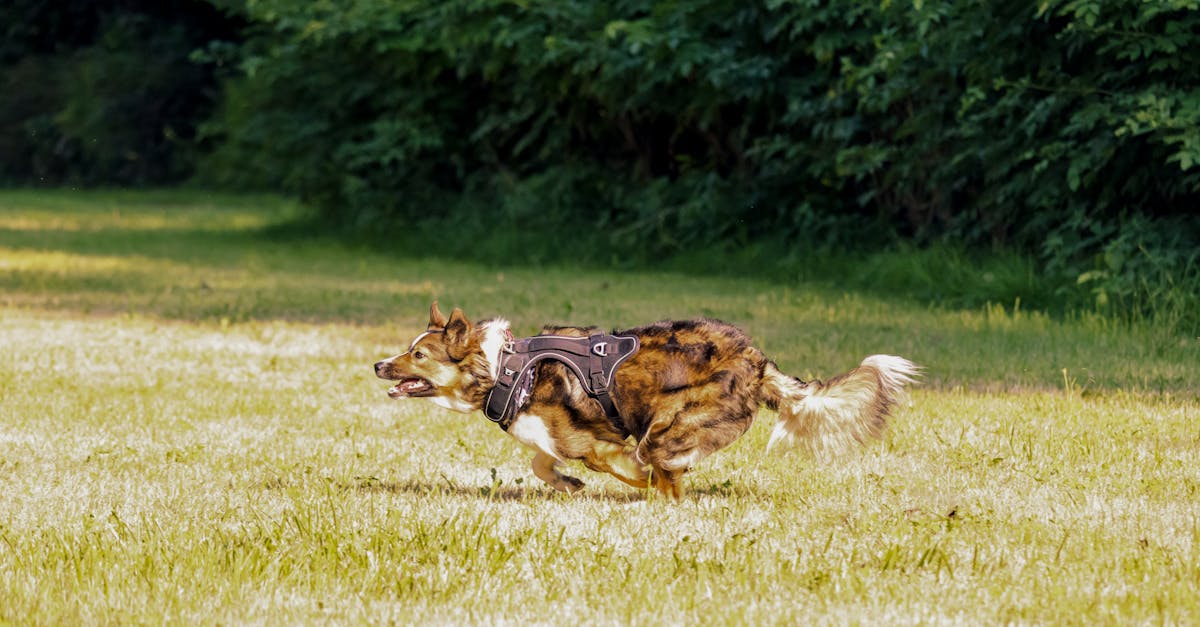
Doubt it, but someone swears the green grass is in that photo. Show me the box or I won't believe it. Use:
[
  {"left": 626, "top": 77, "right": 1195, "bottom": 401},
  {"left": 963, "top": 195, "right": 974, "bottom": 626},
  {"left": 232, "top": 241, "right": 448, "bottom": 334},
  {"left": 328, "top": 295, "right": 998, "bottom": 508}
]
[{"left": 1, "top": 189, "right": 1198, "bottom": 624}]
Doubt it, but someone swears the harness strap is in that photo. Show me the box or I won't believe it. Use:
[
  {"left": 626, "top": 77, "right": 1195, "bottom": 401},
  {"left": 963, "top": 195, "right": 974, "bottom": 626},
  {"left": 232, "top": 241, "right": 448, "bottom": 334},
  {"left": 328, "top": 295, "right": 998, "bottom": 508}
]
[{"left": 483, "top": 333, "right": 639, "bottom": 431}]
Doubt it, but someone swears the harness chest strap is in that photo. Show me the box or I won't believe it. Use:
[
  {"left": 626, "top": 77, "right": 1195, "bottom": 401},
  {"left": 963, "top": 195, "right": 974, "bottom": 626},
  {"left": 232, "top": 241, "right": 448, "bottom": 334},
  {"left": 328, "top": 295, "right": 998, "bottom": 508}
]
[{"left": 483, "top": 332, "right": 640, "bottom": 431}]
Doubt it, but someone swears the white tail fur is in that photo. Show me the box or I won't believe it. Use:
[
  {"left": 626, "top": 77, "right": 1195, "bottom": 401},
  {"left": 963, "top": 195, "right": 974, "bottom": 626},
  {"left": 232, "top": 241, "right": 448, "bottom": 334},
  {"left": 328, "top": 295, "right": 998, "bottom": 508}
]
[{"left": 764, "top": 355, "right": 920, "bottom": 455}]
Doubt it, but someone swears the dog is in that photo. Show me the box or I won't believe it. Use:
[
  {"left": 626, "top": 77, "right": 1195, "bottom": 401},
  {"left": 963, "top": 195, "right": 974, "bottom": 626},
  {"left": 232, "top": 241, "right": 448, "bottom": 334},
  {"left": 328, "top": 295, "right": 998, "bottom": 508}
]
[{"left": 374, "top": 302, "right": 919, "bottom": 498}]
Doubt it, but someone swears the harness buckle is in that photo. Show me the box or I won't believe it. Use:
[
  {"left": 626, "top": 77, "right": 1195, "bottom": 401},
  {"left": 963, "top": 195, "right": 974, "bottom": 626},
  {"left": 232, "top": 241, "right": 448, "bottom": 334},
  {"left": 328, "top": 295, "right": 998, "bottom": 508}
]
[{"left": 590, "top": 371, "right": 608, "bottom": 393}]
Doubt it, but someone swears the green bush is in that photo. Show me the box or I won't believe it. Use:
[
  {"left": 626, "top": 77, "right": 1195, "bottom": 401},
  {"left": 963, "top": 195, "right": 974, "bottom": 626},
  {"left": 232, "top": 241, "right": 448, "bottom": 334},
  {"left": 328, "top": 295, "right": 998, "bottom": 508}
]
[{"left": 202, "top": 1, "right": 862, "bottom": 240}]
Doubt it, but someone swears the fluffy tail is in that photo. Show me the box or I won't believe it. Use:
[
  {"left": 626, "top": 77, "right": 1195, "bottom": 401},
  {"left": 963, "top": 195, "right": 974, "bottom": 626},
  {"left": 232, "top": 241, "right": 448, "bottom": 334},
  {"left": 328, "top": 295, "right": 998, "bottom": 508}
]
[{"left": 760, "top": 355, "right": 920, "bottom": 455}]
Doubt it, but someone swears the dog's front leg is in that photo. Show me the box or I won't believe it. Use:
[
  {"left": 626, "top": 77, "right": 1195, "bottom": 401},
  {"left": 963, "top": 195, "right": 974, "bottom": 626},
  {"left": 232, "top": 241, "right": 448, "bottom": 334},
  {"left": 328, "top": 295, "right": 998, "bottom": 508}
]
[
  {"left": 581, "top": 442, "right": 650, "bottom": 491},
  {"left": 531, "top": 451, "right": 585, "bottom": 494}
]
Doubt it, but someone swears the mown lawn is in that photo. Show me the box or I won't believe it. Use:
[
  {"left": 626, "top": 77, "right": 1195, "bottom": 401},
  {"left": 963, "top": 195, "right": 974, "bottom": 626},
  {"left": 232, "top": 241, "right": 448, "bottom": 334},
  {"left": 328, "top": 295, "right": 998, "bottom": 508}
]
[{"left": 1, "top": 189, "right": 1197, "bottom": 624}]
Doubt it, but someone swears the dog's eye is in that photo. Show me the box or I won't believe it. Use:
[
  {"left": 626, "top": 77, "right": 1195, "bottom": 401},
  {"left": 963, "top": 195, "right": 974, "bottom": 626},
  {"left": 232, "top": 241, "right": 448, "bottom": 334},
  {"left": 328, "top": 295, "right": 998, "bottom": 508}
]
[{"left": 412, "top": 350, "right": 426, "bottom": 360}]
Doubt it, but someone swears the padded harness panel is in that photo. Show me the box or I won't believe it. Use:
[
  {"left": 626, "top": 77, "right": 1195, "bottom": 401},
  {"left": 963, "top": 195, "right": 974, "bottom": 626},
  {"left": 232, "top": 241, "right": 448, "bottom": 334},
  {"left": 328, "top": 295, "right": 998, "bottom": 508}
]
[{"left": 484, "top": 333, "right": 640, "bottom": 431}]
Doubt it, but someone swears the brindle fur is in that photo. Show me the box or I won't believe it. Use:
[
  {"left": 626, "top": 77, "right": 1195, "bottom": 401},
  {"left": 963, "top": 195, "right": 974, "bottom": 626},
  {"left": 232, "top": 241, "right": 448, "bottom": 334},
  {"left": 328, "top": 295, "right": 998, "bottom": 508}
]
[{"left": 375, "top": 303, "right": 919, "bottom": 499}]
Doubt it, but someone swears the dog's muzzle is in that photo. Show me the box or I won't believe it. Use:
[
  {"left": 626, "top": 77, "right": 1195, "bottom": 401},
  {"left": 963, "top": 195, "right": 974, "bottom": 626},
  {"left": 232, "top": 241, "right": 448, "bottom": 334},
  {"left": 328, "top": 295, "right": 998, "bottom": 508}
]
[{"left": 374, "top": 359, "right": 434, "bottom": 399}]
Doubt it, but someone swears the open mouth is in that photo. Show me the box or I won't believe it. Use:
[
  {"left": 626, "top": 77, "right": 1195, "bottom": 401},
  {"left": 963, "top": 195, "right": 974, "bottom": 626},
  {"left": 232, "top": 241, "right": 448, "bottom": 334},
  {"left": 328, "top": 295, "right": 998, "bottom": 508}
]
[{"left": 387, "top": 376, "right": 434, "bottom": 399}]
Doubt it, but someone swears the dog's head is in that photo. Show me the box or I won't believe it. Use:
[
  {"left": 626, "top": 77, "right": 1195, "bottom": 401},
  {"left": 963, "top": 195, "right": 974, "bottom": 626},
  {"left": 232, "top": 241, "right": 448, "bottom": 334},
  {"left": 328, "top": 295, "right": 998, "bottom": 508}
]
[{"left": 373, "top": 302, "right": 496, "bottom": 412}]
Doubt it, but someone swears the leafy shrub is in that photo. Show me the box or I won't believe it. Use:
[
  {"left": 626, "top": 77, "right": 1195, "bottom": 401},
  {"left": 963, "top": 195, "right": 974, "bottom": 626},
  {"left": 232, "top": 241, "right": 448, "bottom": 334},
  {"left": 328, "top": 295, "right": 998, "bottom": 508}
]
[
  {"left": 1068, "top": 214, "right": 1199, "bottom": 330},
  {"left": 207, "top": 3, "right": 1196, "bottom": 213}
]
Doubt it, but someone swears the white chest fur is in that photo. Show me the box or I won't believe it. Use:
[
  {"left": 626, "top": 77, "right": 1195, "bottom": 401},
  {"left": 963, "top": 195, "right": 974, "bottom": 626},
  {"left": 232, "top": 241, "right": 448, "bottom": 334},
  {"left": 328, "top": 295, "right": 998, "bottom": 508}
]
[{"left": 507, "top": 413, "right": 561, "bottom": 461}]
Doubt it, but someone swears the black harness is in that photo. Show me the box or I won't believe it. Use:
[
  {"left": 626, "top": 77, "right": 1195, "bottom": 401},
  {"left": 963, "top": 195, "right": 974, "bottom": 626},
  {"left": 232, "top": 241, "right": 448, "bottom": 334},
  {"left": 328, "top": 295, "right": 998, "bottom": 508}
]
[{"left": 483, "top": 332, "right": 640, "bottom": 431}]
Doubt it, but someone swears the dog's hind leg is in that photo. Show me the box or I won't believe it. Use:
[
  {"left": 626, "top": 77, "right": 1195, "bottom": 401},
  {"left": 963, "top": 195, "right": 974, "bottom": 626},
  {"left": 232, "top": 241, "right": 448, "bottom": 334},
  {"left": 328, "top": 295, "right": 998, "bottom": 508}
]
[
  {"left": 637, "top": 377, "right": 759, "bottom": 499},
  {"left": 651, "top": 467, "right": 683, "bottom": 500},
  {"left": 531, "top": 451, "right": 585, "bottom": 494}
]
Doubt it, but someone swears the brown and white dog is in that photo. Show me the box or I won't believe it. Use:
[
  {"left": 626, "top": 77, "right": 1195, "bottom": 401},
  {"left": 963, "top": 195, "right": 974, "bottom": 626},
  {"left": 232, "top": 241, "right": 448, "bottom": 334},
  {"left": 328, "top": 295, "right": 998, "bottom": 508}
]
[{"left": 374, "top": 302, "right": 919, "bottom": 499}]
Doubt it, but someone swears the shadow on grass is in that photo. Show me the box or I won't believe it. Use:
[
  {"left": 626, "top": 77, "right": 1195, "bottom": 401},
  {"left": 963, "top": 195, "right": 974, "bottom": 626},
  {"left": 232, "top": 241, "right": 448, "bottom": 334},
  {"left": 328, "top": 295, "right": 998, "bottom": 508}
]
[
  {"left": 0, "top": 214, "right": 934, "bottom": 330},
  {"left": 339, "top": 474, "right": 767, "bottom": 502},
  {"left": 0, "top": 195, "right": 1063, "bottom": 323},
  {"left": 330, "top": 475, "right": 754, "bottom": 502},
  {"left": 339, "top": 477, "right": 651, "bottom": 503},
  {"left": 271, "top": 213, "right": 1065, "bottom": 317}
]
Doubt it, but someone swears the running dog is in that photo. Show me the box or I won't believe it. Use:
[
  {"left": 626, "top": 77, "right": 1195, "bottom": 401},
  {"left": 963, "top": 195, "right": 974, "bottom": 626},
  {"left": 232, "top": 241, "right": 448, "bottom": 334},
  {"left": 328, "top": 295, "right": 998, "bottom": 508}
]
[{"left": 374, "top": 302, "right": 919, "bottom": 498}]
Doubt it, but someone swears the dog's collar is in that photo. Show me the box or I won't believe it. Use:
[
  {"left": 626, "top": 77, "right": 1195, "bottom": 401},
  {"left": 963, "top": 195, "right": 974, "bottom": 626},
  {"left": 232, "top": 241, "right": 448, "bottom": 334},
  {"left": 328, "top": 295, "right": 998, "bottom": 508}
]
[{"left": 483, "top": 332, "right": 639, "bottom": 431}]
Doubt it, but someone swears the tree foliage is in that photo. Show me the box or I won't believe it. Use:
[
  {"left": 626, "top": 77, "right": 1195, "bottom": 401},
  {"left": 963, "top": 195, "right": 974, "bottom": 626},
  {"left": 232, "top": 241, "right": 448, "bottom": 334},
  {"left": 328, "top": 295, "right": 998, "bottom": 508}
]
[
  {"left": 0, "top": 0, "right": 240, "bottom": 185},
  {"left": 205, "top": 2, "right": 1197, "bottom": 241}
]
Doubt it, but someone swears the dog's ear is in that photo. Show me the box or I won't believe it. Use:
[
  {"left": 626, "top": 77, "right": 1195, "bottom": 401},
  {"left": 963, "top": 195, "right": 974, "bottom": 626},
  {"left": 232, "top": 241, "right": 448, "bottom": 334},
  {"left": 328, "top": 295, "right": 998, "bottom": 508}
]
[
  {"left": 428, "top": 301, "right": 448, "bottom": 330},
  {"left": 444, "top": 307, "right": 472, "bottom": 360}
]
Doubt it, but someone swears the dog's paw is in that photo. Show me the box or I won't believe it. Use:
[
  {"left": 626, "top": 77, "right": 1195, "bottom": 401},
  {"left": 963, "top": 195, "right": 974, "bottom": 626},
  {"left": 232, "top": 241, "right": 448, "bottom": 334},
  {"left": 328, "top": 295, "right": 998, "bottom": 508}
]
[{"left": 557, "top": 475, "right": 585, "bottom": 494}]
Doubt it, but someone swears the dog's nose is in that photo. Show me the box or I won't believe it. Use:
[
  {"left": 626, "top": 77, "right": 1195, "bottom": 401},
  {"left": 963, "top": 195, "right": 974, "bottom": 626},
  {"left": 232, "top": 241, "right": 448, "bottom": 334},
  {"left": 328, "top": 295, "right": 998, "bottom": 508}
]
[{"left": 374, "top": 361, "right": 386, "bottom": 377}]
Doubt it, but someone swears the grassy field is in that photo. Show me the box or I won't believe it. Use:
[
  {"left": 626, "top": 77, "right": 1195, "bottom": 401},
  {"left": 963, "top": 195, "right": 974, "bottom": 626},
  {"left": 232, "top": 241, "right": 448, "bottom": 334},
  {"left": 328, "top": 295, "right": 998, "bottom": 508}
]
[{"left": 1, "top": 189, "right": 1197, "bottom": 624}]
